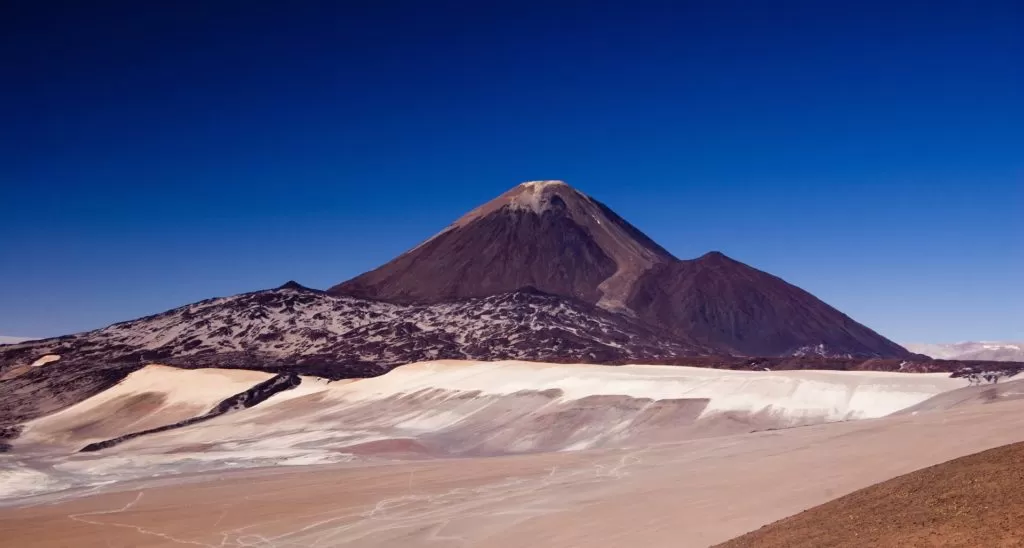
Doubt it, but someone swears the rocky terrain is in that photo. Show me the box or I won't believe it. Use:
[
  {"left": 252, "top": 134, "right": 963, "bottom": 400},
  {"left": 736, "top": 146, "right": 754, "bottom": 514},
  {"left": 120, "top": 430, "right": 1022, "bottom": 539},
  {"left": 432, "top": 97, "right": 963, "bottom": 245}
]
[
  {"left": 717, "top": 441, "right": 1024, "bottom": 547},
  {"left": 0, "top": 282, "right": 705, "bottom": 376},
  {"left": 0, "top": 283, "right": 709, "bottom": 424}
]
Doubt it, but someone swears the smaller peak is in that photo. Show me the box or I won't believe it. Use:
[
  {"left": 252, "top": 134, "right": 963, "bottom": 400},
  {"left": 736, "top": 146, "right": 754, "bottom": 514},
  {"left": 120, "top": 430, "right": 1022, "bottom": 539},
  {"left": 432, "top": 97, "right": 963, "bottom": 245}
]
[
  {"left": 694, "top": 251, "right": 742, "bottom": 265},
  {"left": 510, "top": 285, "right": 550, "bottom": 296},
  {"left": 277, "top": 280, "right": 315, "bottom": 291}
]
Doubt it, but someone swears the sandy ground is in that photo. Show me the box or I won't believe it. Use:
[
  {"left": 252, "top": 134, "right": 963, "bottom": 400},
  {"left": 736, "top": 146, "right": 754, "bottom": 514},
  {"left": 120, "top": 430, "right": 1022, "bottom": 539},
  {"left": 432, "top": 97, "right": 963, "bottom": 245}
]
[
  {"left": 3, "top": 394, "right": 1024, "bottom": 547},
  {"left": 895, "top": 377, "right": 1024, "bottom": 414},
  {"left": 17, "top": 365, "right": 274, "bottom": 451}
]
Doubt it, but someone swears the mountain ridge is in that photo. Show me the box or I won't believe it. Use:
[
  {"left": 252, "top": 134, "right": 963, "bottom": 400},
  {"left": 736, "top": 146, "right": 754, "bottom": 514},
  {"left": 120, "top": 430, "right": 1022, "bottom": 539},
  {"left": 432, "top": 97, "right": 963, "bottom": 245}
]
[{"left": 0, "top": 284, "right": 710, "bottom": 378}]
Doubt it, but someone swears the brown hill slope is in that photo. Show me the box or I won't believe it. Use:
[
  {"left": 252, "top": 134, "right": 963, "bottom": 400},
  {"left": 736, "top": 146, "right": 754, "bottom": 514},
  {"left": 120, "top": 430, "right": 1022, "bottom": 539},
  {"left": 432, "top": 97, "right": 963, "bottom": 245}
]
[
  {"left": 628, "top": 251, "right": 912, "bottom": 357},
  {"left": 717, "top": 441, "right": 1024, "bottom": 548}
]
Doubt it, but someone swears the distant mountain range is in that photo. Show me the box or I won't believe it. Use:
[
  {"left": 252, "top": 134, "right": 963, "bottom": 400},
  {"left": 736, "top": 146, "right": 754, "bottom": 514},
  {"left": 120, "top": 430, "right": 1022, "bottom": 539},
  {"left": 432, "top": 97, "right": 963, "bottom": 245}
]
[
  {"left": 2, "top": 180, "right": 914, "bottom": 385},
  {"left": 903, "top": 342, "right": 1024, "bottom": 362},
  {"left": 0, "top": 336, "right": 34, "bottom": 345}
]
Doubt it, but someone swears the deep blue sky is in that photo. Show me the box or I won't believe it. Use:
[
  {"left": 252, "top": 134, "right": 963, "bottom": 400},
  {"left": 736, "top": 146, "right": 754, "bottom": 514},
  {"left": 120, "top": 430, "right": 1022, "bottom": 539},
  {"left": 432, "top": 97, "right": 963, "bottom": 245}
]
[{"left": 1, "top": 0, "right": 1021, "bottom": 342}]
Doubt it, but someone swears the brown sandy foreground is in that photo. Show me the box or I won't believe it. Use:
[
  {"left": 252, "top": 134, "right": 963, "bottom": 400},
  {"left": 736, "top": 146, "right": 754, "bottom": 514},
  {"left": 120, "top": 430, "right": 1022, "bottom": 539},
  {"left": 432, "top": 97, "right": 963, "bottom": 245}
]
[
  {"left": 3, "top": 398, "right": 1024, "bottom": 547},
  {"left": 719, "top": 441, "right": 1024, "bottom": 547}
]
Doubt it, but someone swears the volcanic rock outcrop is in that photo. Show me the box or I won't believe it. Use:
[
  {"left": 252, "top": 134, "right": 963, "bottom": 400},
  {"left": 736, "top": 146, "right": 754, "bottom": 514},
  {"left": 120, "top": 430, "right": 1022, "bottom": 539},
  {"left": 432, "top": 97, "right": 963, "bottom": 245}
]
[{"left": 0, "top": 282, "right": 711, "bottom": 424}]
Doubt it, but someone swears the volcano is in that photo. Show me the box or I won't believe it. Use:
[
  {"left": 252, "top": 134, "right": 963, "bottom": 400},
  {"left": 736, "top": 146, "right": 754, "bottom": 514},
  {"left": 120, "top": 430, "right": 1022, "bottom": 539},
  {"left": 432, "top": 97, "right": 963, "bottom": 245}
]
[
  {"left": 332, "top": 180, "right": 911, "bottom": 358},
  {"left": 331, "top": 180, "right": 675, "bottom": 313}
]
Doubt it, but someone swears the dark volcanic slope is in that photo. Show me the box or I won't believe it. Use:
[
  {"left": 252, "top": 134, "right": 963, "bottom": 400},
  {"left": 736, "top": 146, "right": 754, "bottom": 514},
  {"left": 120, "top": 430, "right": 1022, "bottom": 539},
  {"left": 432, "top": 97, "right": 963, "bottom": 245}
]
[
  {"left": 629, "top": 252, "right": 913, "bottom": 357},
  {"left": 331, "top": 181, "right": 676, "bottom": 311},
  {"left": 0, "top": 283, "right": 708, "bottom": 381},
  {"left": 717, "top": 441, "right": 1024, "bottom": 548},
  {"left": 333, "top": 180, "right": 910, "bottom": 358},
  {"left": 0, "top": 283, "right": 714, "bottom": 423}
]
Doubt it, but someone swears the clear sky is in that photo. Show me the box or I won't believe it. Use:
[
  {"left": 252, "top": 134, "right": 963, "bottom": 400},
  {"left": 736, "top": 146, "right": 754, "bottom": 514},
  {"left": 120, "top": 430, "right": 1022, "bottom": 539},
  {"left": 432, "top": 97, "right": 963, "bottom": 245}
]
[{"left": 1, "top": 0, "right": 1021, "bottom": 342}]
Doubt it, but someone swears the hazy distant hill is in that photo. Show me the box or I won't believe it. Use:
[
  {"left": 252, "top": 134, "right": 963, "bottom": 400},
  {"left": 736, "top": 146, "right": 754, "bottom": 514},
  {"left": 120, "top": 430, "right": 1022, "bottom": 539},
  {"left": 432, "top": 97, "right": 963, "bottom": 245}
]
[
  {"left": 904, "top": 342, "right": 1024, "bottom": 362},
  {"left": 0, "top": 336, "right": 34, "bottom": 345}
]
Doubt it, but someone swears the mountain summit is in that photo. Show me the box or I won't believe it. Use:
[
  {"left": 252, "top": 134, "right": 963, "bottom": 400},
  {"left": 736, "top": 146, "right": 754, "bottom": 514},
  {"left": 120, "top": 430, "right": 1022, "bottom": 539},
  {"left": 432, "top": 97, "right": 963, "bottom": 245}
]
[
  {"left": 333, "top": 180, "right": 912, "bottom": 358},
  {"left": 330, "top": 181, "right": 675, "bottom": 312}
]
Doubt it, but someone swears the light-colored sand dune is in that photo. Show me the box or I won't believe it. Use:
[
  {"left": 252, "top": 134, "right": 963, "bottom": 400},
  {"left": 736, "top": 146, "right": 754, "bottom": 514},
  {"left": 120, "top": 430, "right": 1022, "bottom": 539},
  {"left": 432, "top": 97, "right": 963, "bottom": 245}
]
[
  {"left": 40, "top": 360, "right": 965, "bottom": 459},
  {"left": 2, "top": 360, "right": 970, "bottom": 504},
  {"left": 352, "top": 360, "right": 963, "bottom": 419},
  {"left": 30, "top": 354, "right": 61, "bottom": 367},
  {"left": 17, "top": 365, "right": 273, "bottom": 450}
]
